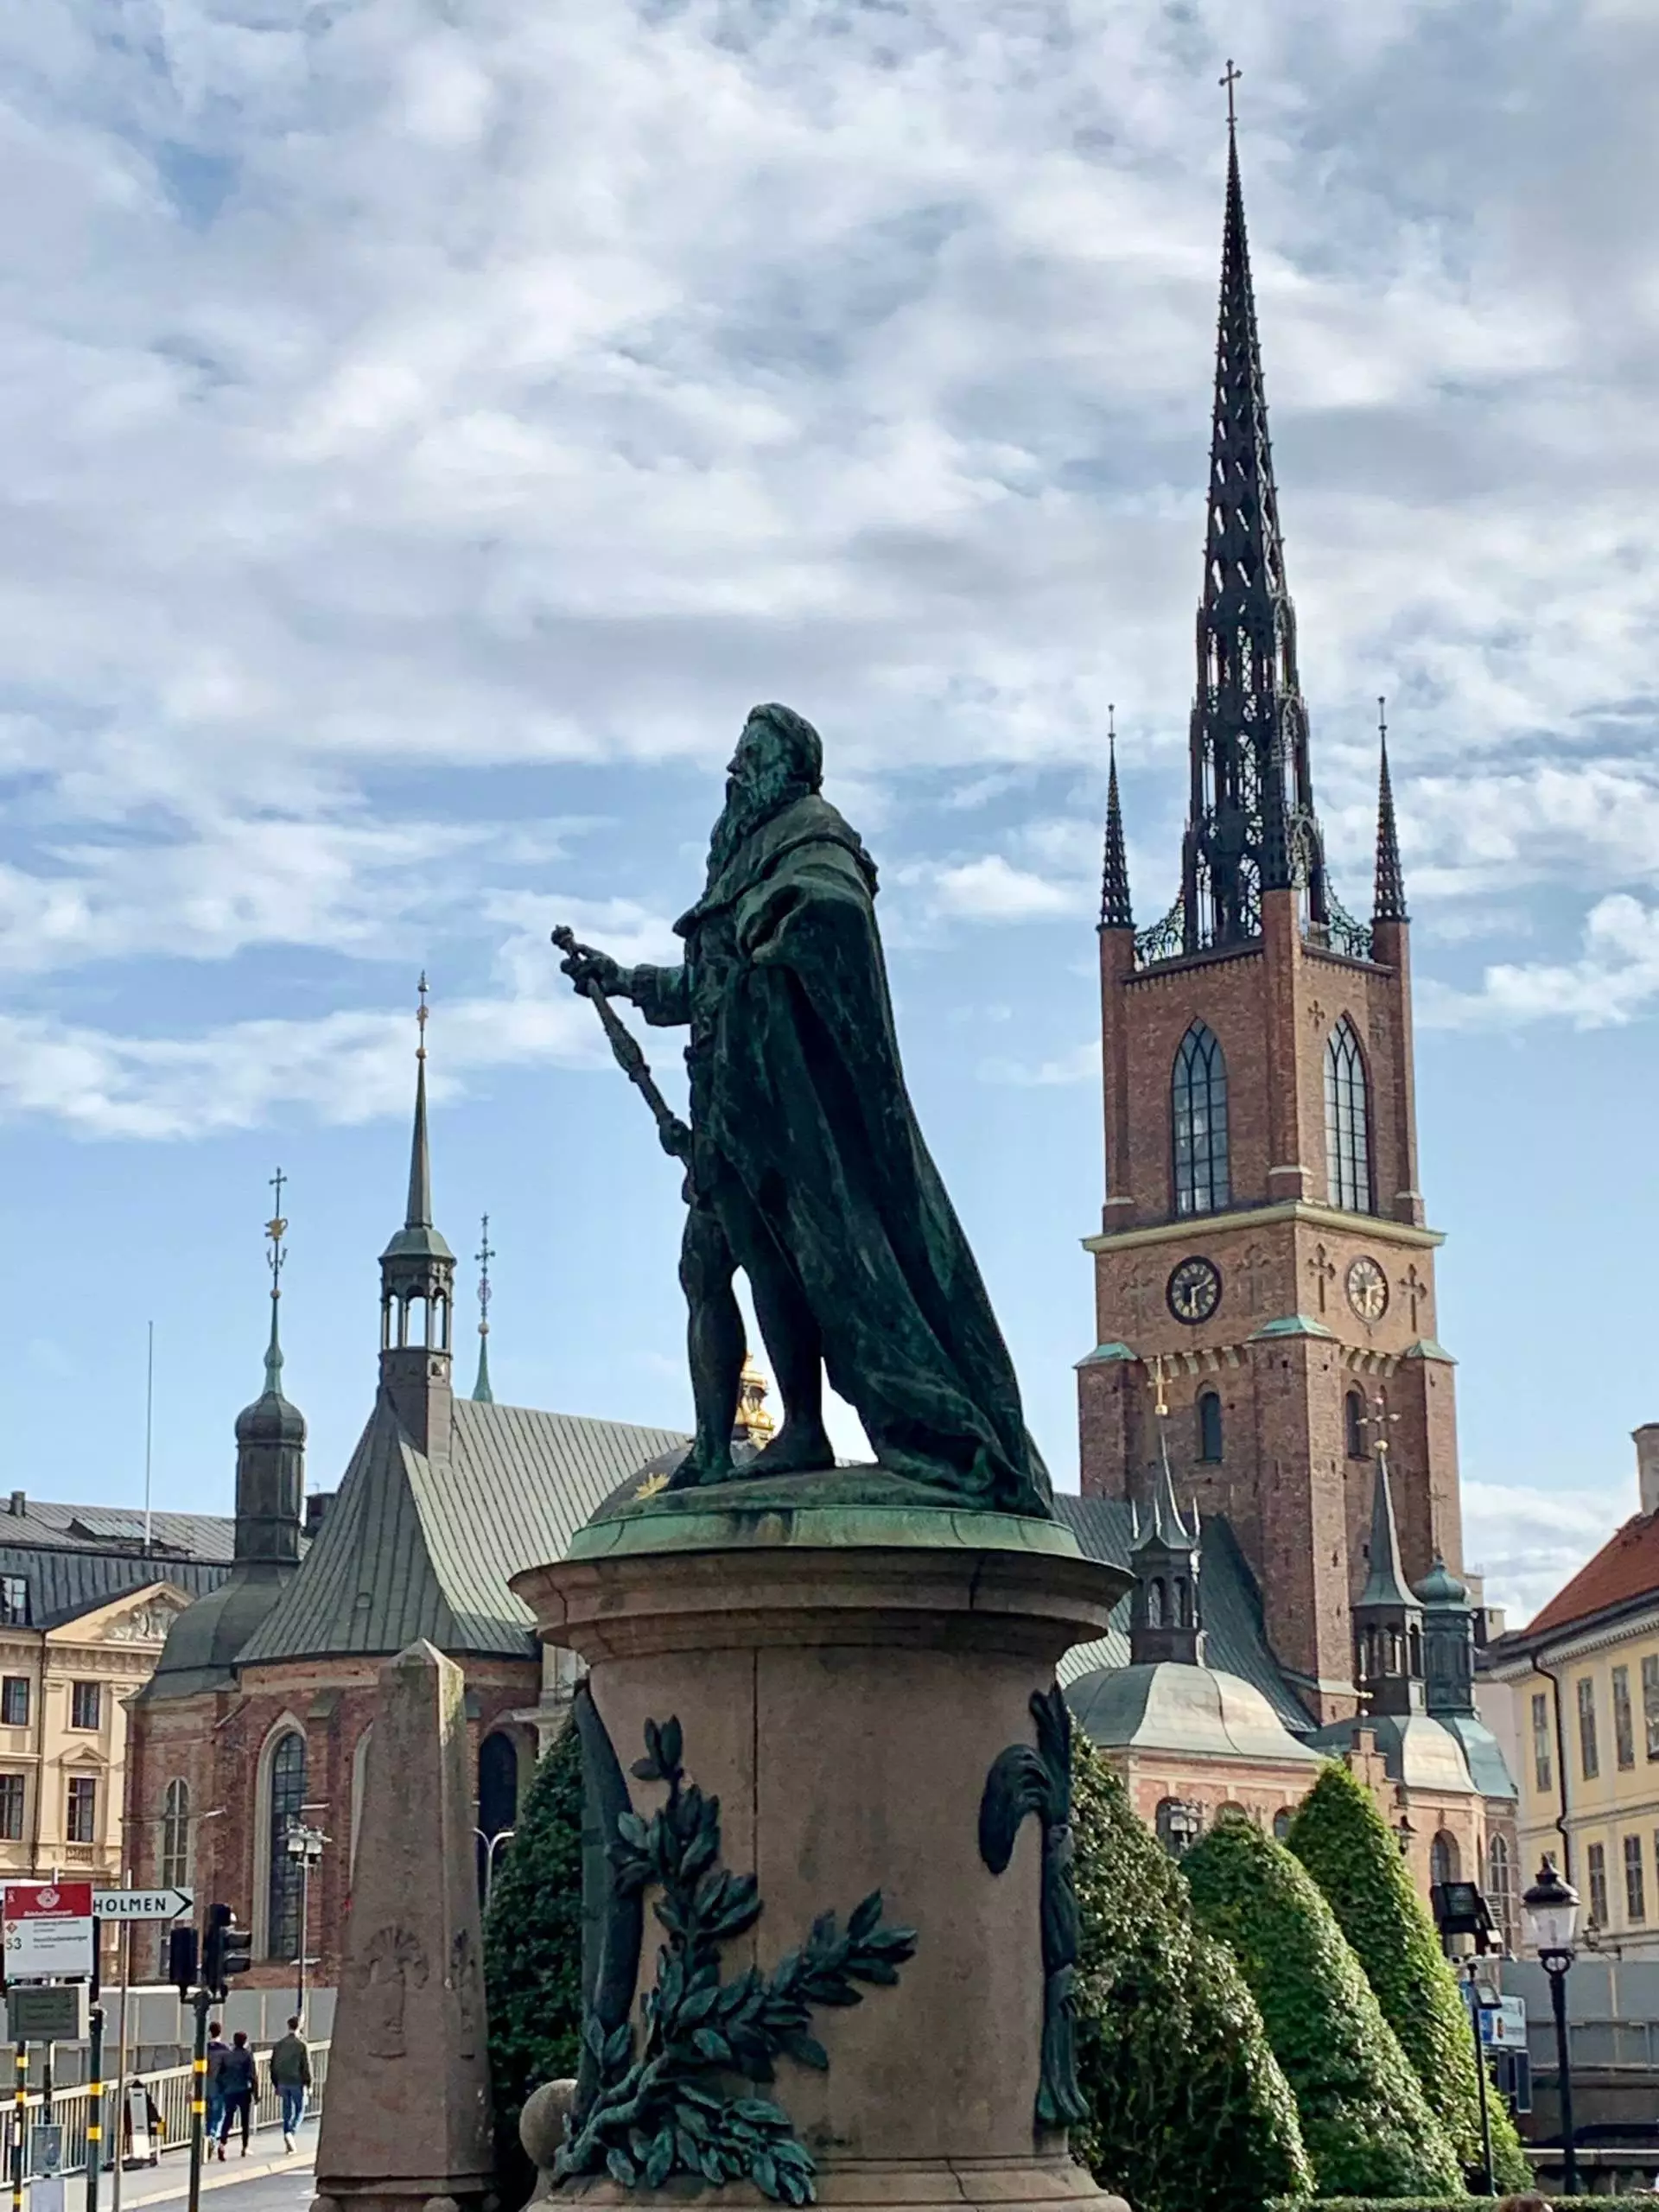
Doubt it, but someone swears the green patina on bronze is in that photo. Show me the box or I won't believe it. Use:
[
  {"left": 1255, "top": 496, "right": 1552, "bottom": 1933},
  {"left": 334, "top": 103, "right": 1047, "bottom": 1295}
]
[
  {"left": 558, "top": 703, "right": 1053, "bottom": 1521},
  {"left": 569, "top": 1465, "right": 1082, "bottom": 1562}
]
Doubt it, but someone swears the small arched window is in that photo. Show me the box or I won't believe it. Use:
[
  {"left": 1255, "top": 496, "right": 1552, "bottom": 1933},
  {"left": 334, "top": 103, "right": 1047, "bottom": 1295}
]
[
  {"left": 1173, "top": 1023, "right": 1230, "bottom": 1217},
  {"left": 1325, "top": 1018, "right": 1373, "bottom": 1213},
  {"left": 1155, "top": 1798, "right": 1200, "bottom": 1858},
  {"left": 1272, "top": 1808, "right": 1294, "bottom": 1841},
  {"left": 1147, "top": 1579, "right": 1166, "bottom": 1629},
  {"left": 1431, "top": 1830, "right": 1460, "bottom": 1887},
  {"left": 265, "top": 1731, "right": 307, "bottom": 1962},
  {"left": 160, "top": 1779, "right": 190, "bottom": 1891},
  {"left": 1408, "top": 1623, "right": 1423, "bottom": 1677},
  {"left": 1344, "top": 1389, "right": 1367, "bottom": 1460},
  {"left": 1198, "top": 1390, "right": 1223, "bottom": 1462}
]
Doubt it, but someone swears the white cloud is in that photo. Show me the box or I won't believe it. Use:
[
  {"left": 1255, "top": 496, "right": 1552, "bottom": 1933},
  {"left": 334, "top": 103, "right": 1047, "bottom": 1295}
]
[
  {"left": 1464, "top": 1476, "right": 1632, "bottom": 1629},
  {"left": 1421, "top": 894, "right": 1659, "bottom": 1030},
  {"left": 925, "top": 854, "right": 1080, "bottom": 922}
]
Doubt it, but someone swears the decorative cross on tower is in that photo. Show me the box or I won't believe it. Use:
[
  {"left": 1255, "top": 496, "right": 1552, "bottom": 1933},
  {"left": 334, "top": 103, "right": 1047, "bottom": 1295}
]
[
  {"left": 476, "top": 1215, "right": 494, "bottom": 1335},
  {"left": 1401, "top": 1263, "right": 1427, "bottom": 1334},
  {"left": 1219, "top": 57, "right": 1241, "bottom": 126},
  {"left": 1367, "top": 1390, "right": 1402, "bottom": 1463},
  {"left": 416, "top": 970, "right": 429, "bottom": 1060},
  {"left": 266, "top": 1166, "right": 288, "bottom": 1299},
  {"left": 1306, "top": 1243, "right": 1336, "bottom": 1314}
]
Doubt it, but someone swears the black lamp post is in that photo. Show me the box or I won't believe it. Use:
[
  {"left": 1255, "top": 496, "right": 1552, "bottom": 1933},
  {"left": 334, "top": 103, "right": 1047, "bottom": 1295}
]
[
  {"left": 1523, "top": 1855, "right": 1580, "bottom": 2196},
  {"left": 284, "top": 1820, "right": 327, "bottom": 2018},
  {"left": 1432, "top": 1877, "right": 1500, "bottom": 2197}
]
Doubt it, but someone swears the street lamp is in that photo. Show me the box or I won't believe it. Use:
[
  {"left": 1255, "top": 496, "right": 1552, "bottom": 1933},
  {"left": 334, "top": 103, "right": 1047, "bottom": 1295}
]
[
  {"left": 1523, "top": 1855, "right": 1580, "bottom": 2196},
  {"left": 283, "top": 1821, "right": 328, "bottom": 2018},
  {"left": 1432, "top": 1878, "right": 1501, "bottom": 2198}
]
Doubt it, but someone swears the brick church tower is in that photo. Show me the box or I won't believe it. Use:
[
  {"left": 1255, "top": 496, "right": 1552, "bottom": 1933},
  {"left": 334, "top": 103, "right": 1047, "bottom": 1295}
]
[{"left": 1077, "top": 114, "right": 1461, "bottom": 1726}]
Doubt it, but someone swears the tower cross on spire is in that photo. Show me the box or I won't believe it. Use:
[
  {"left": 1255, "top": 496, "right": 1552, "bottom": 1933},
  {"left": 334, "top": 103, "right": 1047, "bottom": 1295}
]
[
  {"left": 266, "top": 1166, "right": 288, "bottom": 1299},
  {"left": 1219, "top": 58, "right": 1241, "bottom": 127},
  {"left": 416, "top": 970, "right": 429, "bottom": 1060},
  {"left": 476, "top": 1214, "right": 495, "bottom": 1332}
]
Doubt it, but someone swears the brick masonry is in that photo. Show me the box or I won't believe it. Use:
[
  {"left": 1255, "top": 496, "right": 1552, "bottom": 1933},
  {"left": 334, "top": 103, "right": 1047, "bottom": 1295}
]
[
  {"left": 1082, "top": 887, "right": 1460, "bottom": 1723},
  {"left": 124, "top": 1654, "right": 538, "bottom": 1986}
]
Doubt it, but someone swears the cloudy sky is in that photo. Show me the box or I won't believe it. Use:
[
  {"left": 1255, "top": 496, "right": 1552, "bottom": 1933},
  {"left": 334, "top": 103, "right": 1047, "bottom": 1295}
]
[{"left": 0, "top": 0, "right": 1654, "bottom": 1625}]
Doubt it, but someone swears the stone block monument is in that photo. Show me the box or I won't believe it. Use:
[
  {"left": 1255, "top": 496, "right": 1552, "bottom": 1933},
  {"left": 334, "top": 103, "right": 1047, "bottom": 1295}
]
[
  {"left": 311, "top": 1639, "right": 493, "bottom": 2212},
  {"left": 523, "top": 705, "right": 1130, "bottom": 2212}
]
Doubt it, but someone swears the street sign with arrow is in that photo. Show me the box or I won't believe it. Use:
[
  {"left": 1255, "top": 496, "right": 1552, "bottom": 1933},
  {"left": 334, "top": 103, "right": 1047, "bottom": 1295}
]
[{"left": 91, "top": 1888, "right": 194, "bottom": 1922}]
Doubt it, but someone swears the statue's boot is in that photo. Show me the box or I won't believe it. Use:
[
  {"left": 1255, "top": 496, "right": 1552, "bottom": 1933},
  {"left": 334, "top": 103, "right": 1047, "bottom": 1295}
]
[{"left": 746, "top": 1421, "right": 835, "bottom": 1477}]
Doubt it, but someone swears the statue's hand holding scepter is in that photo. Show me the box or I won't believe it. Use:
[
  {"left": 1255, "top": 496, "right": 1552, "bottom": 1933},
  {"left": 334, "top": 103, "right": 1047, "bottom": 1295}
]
[{"left": 552, "top": 926, "right": 694, "bottom": 1175}]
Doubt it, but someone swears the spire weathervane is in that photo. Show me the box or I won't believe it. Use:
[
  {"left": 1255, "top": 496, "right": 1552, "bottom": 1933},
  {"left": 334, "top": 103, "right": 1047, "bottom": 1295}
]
[
  {"left": 1220, "top": 58, "right": 1241, "bottom": 129},
  {"left": 263, "top": 1167, "right": 289, "bottom": 1394},
  {"left": 473, "top": 1213, "right": 496, "bottom": 1403}
]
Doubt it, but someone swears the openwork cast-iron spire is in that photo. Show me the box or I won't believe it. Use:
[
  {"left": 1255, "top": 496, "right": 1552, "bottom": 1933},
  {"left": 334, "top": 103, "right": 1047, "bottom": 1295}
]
[
  {"left": 1372, "top": 701, "right": 1408, "bottom": 924},
  {"left": 1100, "top": 710, "right": 1133, "bottom": 928},
  {"left": 1179, "top": 115, "right": 1327, "bottom": 953}
]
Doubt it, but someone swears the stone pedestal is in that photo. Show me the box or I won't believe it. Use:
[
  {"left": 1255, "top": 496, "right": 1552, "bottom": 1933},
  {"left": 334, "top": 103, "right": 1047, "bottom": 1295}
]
[
  {"left": 311, "top": 1640, "right": 493, "bottom": 2212},
  {"left": 511, "top": 1484, "right": 1128, "bottom": 2212}
]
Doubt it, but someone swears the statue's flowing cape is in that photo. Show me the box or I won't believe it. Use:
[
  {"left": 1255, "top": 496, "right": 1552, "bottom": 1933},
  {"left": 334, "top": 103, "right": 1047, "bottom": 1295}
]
[{"left": 679, "top": 793, "right": 1052, "bottom": 1519}]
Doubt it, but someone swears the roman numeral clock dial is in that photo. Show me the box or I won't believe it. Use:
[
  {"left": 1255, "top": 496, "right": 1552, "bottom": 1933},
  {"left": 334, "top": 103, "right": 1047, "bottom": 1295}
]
[{"left": 1166, "top": 1255, "right": 1222, "bottom": 1325}]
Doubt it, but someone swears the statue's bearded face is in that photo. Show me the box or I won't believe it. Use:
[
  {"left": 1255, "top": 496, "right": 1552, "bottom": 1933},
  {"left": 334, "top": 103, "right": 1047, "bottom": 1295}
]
[{"left": 708, "top": 716, "right": 807, "bottom": 872}]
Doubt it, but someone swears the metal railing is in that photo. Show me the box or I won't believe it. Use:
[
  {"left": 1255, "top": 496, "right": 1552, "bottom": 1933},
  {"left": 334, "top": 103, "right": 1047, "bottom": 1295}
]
[{"left": 0, "top": 2043, "right": 329, "bottom": 2177}]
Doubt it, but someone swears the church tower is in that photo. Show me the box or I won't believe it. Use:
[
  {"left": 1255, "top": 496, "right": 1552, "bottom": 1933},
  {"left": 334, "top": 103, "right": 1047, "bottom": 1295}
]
[
  {"left": 1077, "top": 101, "right": 1460, "bottom": 1725},
  {"left": 379, "top": 975, "right": 456, "bottom": 1460}
]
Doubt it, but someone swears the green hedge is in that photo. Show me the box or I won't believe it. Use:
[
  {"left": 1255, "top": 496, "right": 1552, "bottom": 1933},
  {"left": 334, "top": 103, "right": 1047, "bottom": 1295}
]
[
  {"left": 1286, "top": 1762, "right": 1529, "bottom": 2190},
  {"left": 1071, "top": 1745, "right": 1313, "bottom": 2212},
  {"left": 482, "top": 1720, "right": 585, "bottom": 2201},
  {"left": 1183, "top": 1814, "right": 1464, "bottom": 2199}
]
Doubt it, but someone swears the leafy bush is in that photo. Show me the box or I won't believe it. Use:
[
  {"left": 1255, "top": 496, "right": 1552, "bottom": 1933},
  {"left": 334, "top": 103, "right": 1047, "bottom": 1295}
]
[
  {"left": 1287, "top": 1761, "right": 1529, "bottom": 2190},
  {"left": 1071, "top": 1743, "right": 1313, "bottom": 2212},
  {"left": 1183, "top": 1813, "right": 1464, "bottom": 2199},
  {"left": 483, "top": 1721, "right": 585, "bottom": 2202}
]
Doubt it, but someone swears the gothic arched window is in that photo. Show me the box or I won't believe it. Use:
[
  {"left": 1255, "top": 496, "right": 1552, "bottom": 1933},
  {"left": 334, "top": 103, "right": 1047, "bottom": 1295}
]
[
  {"left": 1173, "top": 1022, "right": 1230, "bottom": 1217},
  {"left": 264, "top": 1730, "right": 307, "bottom": 1962},
  {"left": 1431, "top": 1830, "right": 1460, "bottom": 1888},
  {"left": 1198, "top": 1389, "right": 1223, "bottom": 1462},
  {"left": 1325, "top": 1017, "right": 1373, "bottom": 1213},
  {"left": 160, "top": 1778, "right": 190, "bottom": 1891},
  {"left": 1344, "top": 1389, "right": 1367, "bottom": 1460}
]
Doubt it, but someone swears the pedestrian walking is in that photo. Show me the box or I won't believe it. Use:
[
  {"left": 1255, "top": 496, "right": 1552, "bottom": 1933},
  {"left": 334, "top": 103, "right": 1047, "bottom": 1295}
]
[
  {"left": 204, "top": 2023, "right": 229, "bottom": 2149},
  {"left": 215, "top": 2031, "right": 257, "bottom": 2159},
  {"left": 268, "top": 2016, "right": 312, "bottom": 2152}
]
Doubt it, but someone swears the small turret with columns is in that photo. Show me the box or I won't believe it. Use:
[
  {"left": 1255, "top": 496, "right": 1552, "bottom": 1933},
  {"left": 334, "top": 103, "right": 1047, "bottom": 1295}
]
[
  {"left": 1129, "top": 1373, "right": 1204, "bottom": 1667},
  {"left": 1352, "top": 1401, "right": 1425, "bottom": 1717},
  {"left": 379, "top": 975, "right": 456, "bottom": 1459}
]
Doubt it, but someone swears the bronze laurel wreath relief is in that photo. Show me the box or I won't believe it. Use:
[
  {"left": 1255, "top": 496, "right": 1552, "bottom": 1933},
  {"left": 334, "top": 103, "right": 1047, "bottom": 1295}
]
[
  {"left": 978, "top": 1686, "right": 1088, "bottom": 2132},
  {"left": 562, "top": 1710, "right": 918, "bottom": 2203}
]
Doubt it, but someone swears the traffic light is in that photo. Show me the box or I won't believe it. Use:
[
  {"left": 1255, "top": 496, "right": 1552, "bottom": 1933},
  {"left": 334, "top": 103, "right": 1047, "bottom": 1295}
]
[
  {"left": 200, "top": 1903, "right": 252, "bottom": 1998},
  {"left": 167, "top": 1924, "right": 198, "bottom": 1997}
]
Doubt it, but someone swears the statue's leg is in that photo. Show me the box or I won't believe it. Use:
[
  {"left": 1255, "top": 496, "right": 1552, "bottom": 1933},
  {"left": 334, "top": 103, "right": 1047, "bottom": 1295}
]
[
  {"left": 718, "top": 1185, "right": 834, "bottom": 1477},
  {"left": 670, "top": 1198, "right": 742, "bottom": 1489}
]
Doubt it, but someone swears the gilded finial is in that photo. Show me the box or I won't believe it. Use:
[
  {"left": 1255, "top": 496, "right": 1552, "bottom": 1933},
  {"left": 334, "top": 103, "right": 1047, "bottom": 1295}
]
[
  {"left": 416, "top": 970, "right": 429, "bottom": 1061},
  {"left": 266, "top": 1166, "right": 288, "bottom": 1301},
  {"left": 263, "top": 1166, "right": 288, "bottom": 1394}
]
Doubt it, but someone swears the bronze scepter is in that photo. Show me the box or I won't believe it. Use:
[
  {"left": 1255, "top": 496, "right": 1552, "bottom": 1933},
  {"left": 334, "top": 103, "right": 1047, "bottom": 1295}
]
[{"left": 551, "top": 925, "right": 692, "bottom": 1168}]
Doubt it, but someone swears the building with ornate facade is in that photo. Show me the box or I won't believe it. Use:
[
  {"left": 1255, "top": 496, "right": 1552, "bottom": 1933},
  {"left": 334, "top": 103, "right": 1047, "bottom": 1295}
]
[
  {"left": 0, "top": 1500, "right": 231, "bottom": 1893},
  {"left": 1068, "top": 109, "right": 1516, "bottom": 1891}
]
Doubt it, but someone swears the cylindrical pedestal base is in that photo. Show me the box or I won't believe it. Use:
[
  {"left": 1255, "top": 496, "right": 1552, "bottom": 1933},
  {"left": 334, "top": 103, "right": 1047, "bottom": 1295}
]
[{"left": 514, "top": 1519, "right": 1128, "bottom": 2212}]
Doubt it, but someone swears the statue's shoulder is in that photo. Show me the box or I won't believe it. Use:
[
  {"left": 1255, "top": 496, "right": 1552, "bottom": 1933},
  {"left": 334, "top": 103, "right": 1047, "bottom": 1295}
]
[{"left": 694, "top": 798, "right": 877, "bottom": 923}]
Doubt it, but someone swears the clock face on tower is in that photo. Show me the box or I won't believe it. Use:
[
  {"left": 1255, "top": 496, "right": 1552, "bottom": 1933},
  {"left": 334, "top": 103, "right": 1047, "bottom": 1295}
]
[
  {"left": 1167, "top": 1255, "right": 1222, "bottom": 1325},
  {"left": 1345, "top": 1255, "right": 1389, "bottom": 1323}
]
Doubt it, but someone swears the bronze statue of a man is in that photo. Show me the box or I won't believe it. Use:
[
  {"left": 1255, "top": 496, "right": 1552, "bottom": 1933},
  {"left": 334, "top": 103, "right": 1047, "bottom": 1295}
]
[{"left": 561, "top": 703, "right": 1052, "bottom": 1520}]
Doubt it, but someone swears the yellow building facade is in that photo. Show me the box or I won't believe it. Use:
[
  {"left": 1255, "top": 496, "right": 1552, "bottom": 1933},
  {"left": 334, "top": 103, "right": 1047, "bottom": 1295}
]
[{"left": 1485, "top": 1428, "right": 1659, "bottom": 1956}]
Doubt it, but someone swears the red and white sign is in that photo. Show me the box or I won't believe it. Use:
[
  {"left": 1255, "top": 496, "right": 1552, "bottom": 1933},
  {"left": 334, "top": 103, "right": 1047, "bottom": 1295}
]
[{"left": 3, "top": 1883, "right": 94, "bottom": 1980}]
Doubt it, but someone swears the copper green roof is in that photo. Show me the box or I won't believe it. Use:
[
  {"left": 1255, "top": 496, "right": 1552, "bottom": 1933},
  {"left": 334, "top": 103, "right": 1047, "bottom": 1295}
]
[
  {"left": 235, "top": 1395, "right": 684, "bottom": 1664},
  {"left": 1053, "top": 1496, "right": 1313, "bottom": 1735}
]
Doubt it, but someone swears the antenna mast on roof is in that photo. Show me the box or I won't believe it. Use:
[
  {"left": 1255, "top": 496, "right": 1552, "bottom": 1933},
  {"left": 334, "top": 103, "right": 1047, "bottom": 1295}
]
[{"left": 143, "top": 1319, "right": 155, "bottom": 1553}]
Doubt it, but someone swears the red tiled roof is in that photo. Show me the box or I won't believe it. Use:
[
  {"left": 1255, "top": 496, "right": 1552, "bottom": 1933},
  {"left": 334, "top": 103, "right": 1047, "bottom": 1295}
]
[{"left": 1525, "top": 1511, "right": 1659, "bottom": 1637}]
